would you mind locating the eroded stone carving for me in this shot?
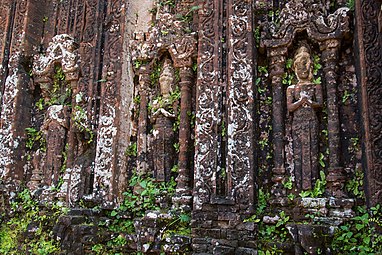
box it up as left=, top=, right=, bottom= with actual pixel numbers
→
left=358, top=0, right=382, bottom=206
left=41, top=105, right=70, bottom=186
left=151, top=57, right=176, bottom=182
left=33, top=34, right=79, bottom=81
left=261, top=0, right=351, bottom=202
left=287, top=45, right=323, bottom=191
left=130, top=2, right=197, bottom=207
left=262, top=0, right=350, bottom=48
left=32, top=34, right=80, bottom=205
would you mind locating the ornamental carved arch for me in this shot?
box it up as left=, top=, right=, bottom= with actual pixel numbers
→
left=30, top=34, right=83, bottom=205
left=129, top=5, right=198, bottom=208
left=33, top=34, right=80, bottom=83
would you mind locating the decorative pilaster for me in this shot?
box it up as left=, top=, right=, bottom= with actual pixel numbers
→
left=169, top=35, right=196, bottom=208
left=173, top=66, right=193, bottom=208
left=320, top=39, right=346, bottom=198
left=269, top=46, right=288, bottom=205
left=193, top=0, right=221, bottom=210
left=225, top=0, right=256, bottom=211
left=0, top=0, right=44, bottom=184
left=136, top=65, right=151, bottom=175
left=355, top=0, right=382, bottom=206
left=0, top=1, right=13, bottom=104
left=93, top=0, right=125, bottom=205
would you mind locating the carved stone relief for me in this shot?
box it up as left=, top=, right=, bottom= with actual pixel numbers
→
left=150, top=57, right=176, bottom=182
left=130, top=1, right=197, bottom=208
left=32, top=34, right=81, bottom=205
left=356, top=0, right=382, bottom=206
left=286, top=45, right=323, bottom=191
left=261, top=0, right=351, bottom=202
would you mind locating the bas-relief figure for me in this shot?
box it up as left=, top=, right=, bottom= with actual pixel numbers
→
left=287, top=45, right=323, bottom=191
left=41, top=104, right=70, bottom=186
left=151, top=57, right=176, bottom=182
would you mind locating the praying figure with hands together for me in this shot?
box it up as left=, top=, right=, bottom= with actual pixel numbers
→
left=286, top=45, right=323, bottom=191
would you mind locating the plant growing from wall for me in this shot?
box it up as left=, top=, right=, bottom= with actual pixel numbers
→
left=92, top=173, right=189, bottom=254
left=247, top=171, right=381, bottom=254
left=346, top=168, right=365, bottom=199
left=125, top=142, right=137, bottom=157
left=331, top=205, right=382, bottom=254
left=25, top=127, right=46, bottom=152
left=299, top=170, right=327, bottom=198
left=150, top=60, right=162, bottom=87
left=47, top=66, right=71, bottom=107
left=0, top=189, right=67, bottom=254
left=72, top=105, right=94, bottom=143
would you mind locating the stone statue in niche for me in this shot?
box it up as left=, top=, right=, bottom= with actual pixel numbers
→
left=151, top=57, right=176, bottom=182
left=40, top=104, right=70, bottom=186
left=287, top=45, right=323, bottom=191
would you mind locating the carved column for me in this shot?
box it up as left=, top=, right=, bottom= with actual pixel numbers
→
left=225, top=0, right=256, bottom=211
left=66, top=74, right=79, bottom=170
left=137, top=65, right=150, bottom=175
left=0, top=0, right=42, bottom=183
left=169, top=35, right=196, bottom=208
left=65, top=73, right=80, bottom=205
left=320, top=39, right=346, bottom=197
left=0, top=1, right=13, bottom=102
left=269, top=46, right=288, bottom=205
left=173, top=66, right=193, bottom=208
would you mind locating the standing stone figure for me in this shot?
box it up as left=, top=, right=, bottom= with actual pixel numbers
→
left=287, top=46, right=323, bottom=191
left=151, top=57, right=176, bottom=182
left=40, top=104, right=70, bottom=186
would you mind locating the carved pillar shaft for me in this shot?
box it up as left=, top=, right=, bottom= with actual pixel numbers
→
left=175, top=66, right=193, bottom=205
left=64, top=78, right=79, bottom=204
left=355, top=0, right=382, bottom=206
left=269, top=47, right=287, bottom=169
left=137, top=66, right=150, bottom=175
left=66, top=79, right=79, bottom=170
left=321, top=39, right=346, bottom=197
left=321, top=40, right=341, bottom=168
left=269, top=47, right=288, bottom=204
left=193, top=0, right=220, bottom=210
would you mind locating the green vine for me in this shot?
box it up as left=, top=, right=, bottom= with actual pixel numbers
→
left=125, top=142, right=137, bottom=157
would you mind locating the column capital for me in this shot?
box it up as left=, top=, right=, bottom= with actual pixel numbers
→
left=320, top=39, right=341, bottom=51
left=169, top=36, right=197, bottom=68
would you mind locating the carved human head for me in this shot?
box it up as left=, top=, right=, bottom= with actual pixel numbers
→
left=159, top=57, right=174, bottom=97
left=293, top=45, right=313, bottom=82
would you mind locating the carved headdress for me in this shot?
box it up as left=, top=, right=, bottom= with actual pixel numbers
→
left=293, top=44, right=311, bottom=65
left=159, top=57, right=175, bottom=98
left=293, top=44, right=314, bottom=81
